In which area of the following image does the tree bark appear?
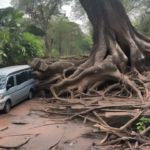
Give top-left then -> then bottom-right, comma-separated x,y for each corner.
45,32 -> 51,56
59,37 -> 62,55
79,0 -> 150,73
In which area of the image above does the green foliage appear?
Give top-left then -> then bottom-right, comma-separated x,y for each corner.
20,32 -> 43,58
25,25 -> 45,37
0,7 -> 43,66
121,0 -> 150,37
71,0 -> 92,34
121,0 -> 143,14
0,1 -> 94,63
81,35 -> 93,52
136,117 -> 150,133
51,49 -> 59,56
71,0 -> 86,21
1,32 -> 43,66
129,105 -> 135,108
0,7 -> 24,35
11,0 -> 72,55
48,15 -> 92,56
136,15 -> 150,37
131,21 -> 139,28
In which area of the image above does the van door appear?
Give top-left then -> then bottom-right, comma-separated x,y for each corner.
26,70 -> 35,93
28,69 -> 34,83
5,76 -> 16,105
23,71 -> 29,97
15,72 -> 27,103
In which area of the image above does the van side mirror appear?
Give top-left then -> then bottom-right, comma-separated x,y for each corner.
7,84 -> 12,90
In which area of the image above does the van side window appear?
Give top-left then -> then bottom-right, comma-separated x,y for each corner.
28,71 -> 33,79
16,73 -> 25,85
24,72 -> 28,81
7,76 -> 14,87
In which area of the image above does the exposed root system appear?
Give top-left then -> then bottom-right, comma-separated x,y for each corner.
31,56 -> 150,102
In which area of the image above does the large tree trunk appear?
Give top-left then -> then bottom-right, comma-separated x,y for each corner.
59,37 -> 62,55
44,32 -> 51,56
79,0 -> 150,73
31,0 -> 150,101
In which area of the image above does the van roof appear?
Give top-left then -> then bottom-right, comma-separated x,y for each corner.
0,65 -> 31,76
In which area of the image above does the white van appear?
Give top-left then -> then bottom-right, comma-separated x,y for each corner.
0,65 -> 36,113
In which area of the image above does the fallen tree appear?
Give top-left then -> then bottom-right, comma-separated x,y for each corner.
30,0 -> 150,149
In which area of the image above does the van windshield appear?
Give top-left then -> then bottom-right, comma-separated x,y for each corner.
0,76 -> 6,89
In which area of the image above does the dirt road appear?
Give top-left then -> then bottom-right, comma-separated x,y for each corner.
0,98 -> 104,150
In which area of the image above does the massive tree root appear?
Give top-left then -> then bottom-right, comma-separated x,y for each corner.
32,54 -> 149,102
50,56 -> 144,101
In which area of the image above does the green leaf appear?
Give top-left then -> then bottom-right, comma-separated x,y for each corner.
144,120 -> 149,123
142,126 -> 146,130
140,117 -> 145,121
137,126 -> 142,129
139,129 -> 143,133
136,122 -> 143,126
2,53 -> 7,57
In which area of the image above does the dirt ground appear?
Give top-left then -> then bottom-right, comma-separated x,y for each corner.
0,98 -> 105,150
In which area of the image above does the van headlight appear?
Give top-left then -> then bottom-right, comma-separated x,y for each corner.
0,94 -> 4,100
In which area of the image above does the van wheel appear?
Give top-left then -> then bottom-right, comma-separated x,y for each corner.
3,101 -> 11,113
28,90 -> 33,100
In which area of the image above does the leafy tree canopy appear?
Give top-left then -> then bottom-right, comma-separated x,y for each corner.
48,15 -> 93,56
11,0 -> 72,55
0,7 -> 43,66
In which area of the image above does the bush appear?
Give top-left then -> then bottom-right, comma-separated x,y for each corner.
1,32 -> 44,66
20,32 -> 43,58
51,49 -> 59,56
